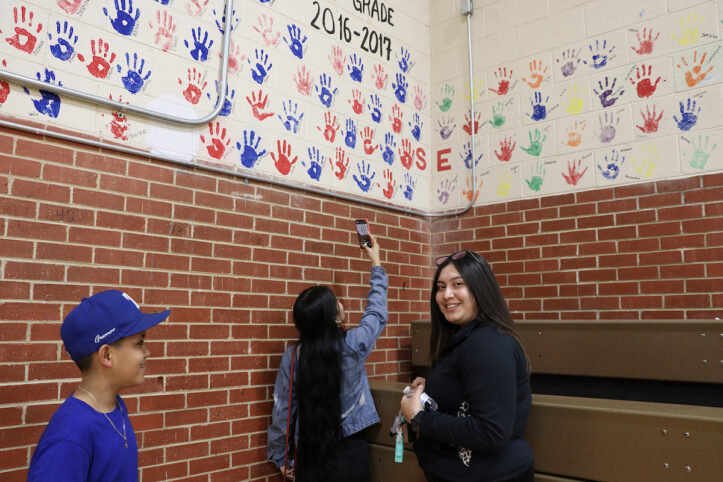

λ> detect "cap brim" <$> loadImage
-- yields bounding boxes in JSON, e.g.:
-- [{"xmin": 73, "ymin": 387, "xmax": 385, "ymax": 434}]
[{"xmin": 119, "ymin": 309, "xmax": 170, "ymax": 339}]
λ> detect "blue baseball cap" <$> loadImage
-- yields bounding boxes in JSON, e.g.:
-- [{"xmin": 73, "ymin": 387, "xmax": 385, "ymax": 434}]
[{"xmin": 61, "ymin": 290, "xmax": 170, "ymax": 361}]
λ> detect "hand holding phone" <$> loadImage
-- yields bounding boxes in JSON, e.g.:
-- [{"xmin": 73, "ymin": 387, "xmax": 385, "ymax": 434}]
[{"xmin": 355, "ymin": 219, "xmax": 372, "ymax": 248}]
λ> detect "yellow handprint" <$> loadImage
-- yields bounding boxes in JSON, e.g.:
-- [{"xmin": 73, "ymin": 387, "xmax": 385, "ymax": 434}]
[
  {"xmin": 671, "ymin": 13, "xmax": 703, "ymax": 46},
  {"xmin": 462, "ymin": 79, "xmax": 484, "ymax": 102},
  {"xmin": 496, "ymin": 170, "xmax": 512, "ymax": 197},
  {"xmin": 631, "ymin": 143, "xmax": 660, "ymax": 178},
  {"xmin": 564, "ymin": 84, "xmax": 586, "ymax": 114}
]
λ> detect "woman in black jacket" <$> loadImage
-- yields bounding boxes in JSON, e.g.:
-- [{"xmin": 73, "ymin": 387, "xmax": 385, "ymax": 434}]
[{"xmin": 401, "ymin": 250, "xmax": 533, "ymax": 482}]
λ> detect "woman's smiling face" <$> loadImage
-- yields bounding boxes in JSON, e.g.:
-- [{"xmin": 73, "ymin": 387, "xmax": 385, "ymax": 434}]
[{"xmin": 435, "ymin": 264, "xmax": 477, "ymax": 326}]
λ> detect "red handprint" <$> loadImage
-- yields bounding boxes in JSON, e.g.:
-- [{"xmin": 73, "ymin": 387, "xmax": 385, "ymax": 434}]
[
  {"xmin": 489, "ymin": 67, "xmax": 513, "ymax": 95},
  {"xmin": 462, "ymin": 111, "xmax": 481, "ymax": 136},
  {"xmin": 494, "ymin": 136, "xmax": 516, "ymax": 162},
  {"xmin": 0, "ymin": 60, "xmax": 9, "ymax": 104},
  {"xmin": 399, "ymin": 138, "xmax": 413, "ymax": 170},
  {"xmin": 200, "ymin": 122, "xmax": 232, "ymax": 160},
  {"xmin": 185, "ymin": 0, "xmax": 211, "ymax": 16},
  {"xmin": 630, "ymin": 64, "xmax": 661, "ymax": 98},
  {"xmin": 78, "ymin": 39, "xmax": 116, "ymax": 79},
  {"xmin": 271, "ymin": 140, "xmax": 298, "ymax": 175},
  {"xmin": 223, "ymin": 40, "xmax": 245, "ymax": 75},
  {"xmin": 5, "ymin": 6, "xmax": 43, "ymax": 54},
  {"xmin": 413, "ymin": 86, "xmax": 427, "ymax": 110},
  {"xmin": 329, "ymin": 147, "xmax": 349, "ymax": 180},
  {"xmin": 378, "ymin": 168, "xmax": 396, "ymax": 199},
  {"xmin": 349, "ymin": 89, "xmax": 363, "ymax": 115},
  {"xmin": 635, "ymin": 105, "xmax": 663, "ymax": 134},
  {"xmin": 631, "ymin": 28, "xmax": 659, "ymax": 56},
  {"xmin": 317, "ymin": 111, "xmax": 340, "ymax": 143},
  {"xmin": 372, "ymin": 64, "xmax": 387, "ymax": 90},
  {"xmin": 361, "ymin": 126, "xmax": 377, "ymax": 155},
  {"xmin": 149, "ymin": 9, "xmax": 176, "ymax": 52},
  {"xmin": 246, "ymin": 89, "xmax": 274, "ymax": 121},
  {"xmin": 329, "ymin": 45, "xmax": 345, "ymax": 76},
  {"xmin": 677, "ymin": 51, "xmax": 714, "ymax": 88},
  {"xmin": 57, "ymin": 0, "xmax": 84, "ymax": 14},
  {"xmin": 294, "ymin": 65, "xmax": 313, "ymax": 96},
  {"xmin": 178, "ymin": 68, "xmax": 207, "ymax": 105},
  {"xmin": 253, "ymin": 14, "xmax": 281, "ymax": 47},
  {"xmin": 104, "ymin": 94, "xmax": 129, "ymax": 141},
  {"xmin": 389, "ymin": 104, "xmax": 403, "ymax": 134},
  {"xmin": 562, "ymin": 158, "xmax": 588, "ymax": 186}
]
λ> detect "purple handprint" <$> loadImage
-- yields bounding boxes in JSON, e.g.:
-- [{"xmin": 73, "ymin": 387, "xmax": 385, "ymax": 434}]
[
  {"xmin": 556, "ymin": 48, "xmax": 581, "ymax": 77},
  {"xmin": 436, "ymin": 176, "xmax": 457, "ymax": 205},
  {"xmin": 438, "ymin": 116, "xmax": 456, "ymax": 140},
  {"xmin": 593, "ymin": 76, "xmax": 624, "ymax": 108},
  {"xmin": 596, "ymin": 111, "xmax": 619, "ymax": 143}
]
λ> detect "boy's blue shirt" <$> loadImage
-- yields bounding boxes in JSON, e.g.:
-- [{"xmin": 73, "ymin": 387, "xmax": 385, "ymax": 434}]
[
  {"xmin": 267, "ymin": 266, "xmax": 389, "ymax": 467},
  {"xmin": 28, "ymin": 395, "xmax": 138, "ymax": 482}
]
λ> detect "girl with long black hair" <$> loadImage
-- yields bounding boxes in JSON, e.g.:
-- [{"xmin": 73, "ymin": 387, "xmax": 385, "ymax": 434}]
[{"xmin": 267, "ymin": 235, "xmax": 387, "ymax": 481}]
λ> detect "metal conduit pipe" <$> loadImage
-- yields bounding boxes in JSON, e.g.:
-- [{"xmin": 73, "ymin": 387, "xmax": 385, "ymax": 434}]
[{"xmin": 0, "ymin": 0, "xmax": 235, "ymax": 126}]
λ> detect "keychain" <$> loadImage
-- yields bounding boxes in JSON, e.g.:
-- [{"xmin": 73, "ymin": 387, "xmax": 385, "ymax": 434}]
[{"xmin": 393, "ymin": 412, "xmax": 405, "ymax": 463}]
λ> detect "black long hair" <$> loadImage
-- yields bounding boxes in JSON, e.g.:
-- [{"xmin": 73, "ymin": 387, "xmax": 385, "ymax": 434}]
[
  {"xmin": 430, "ymin": 251, "xmax": 530, "ymax": 369},
  {"xmin": 292, "ymin": 286, "xmax": 344, "ymax": 482}
]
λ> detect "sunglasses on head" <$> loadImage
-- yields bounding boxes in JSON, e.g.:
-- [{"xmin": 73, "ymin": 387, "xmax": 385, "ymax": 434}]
[{"xmin": 434, "ymin": 250, "xmax": 482, "ymax": 267}]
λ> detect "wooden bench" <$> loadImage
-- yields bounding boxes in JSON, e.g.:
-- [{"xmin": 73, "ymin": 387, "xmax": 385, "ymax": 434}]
[{"xmin": 367, "ymin": 320, "xmax": 722, "ymax": 481}]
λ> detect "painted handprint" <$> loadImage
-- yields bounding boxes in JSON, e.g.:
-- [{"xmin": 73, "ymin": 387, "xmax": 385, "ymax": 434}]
[
  {"xmin": 185, "ymin": 27, "xmax": 213, "ymax": 62},
  {"xmin": 460, "ymin": 141, "xmax": 483, "ymax": 169},
  {"xmin": 254, "ymin": 14, "xmax": 281, "ymax": 47},
  {"xmin": 224, "ymin": 40, "xmax": 245, "ymax": 74},
  {"xmin": 527, "ymin": 92, "xmax": 549, "ymax": 121},
  {"xmin": 48, "ymin": 21, "xmax": 78, "ymax": 62},
  {"xmin": 343, "ymin": 119, "xmax": 357, "ymax": 148},
  {"xmin": 330, "ymin": 147, "xmax": 349, "ymax": 180},
  {"xmin": 213, "ymin": 5, "xmax": 239, "ymax": 34},
  {"xmin": 0, "ymin": 61, "xmax": 10, "ymax": 105},
  {"xmin": 294, "ymin": 65, "xmax": 313, "ymax": 96},
  {"xmin": 673, "ymin": 98, "xmax": 700, "ymax": 131},
  {"xmin": 562, "ymin": 158, "xmax": 588, "ymax": 186},
  {"xmin": 380, "ymin": 133, "xmax": 396, "ymax": 165},
  {"xmin": 178, "ymin": 67, "xmax": 207, "ymax": 104},
  {"xmin": 211, "ymin": 82, "xmax": 236, "ymax": 117},
  {"xmin": 556, "ymin": 48, "xmax": 581, "ymax": 77},
  {"xmin": 348, "ymin": 89, "xmax": 364, "ymax": 116},
  {"xmin": 636, "ymin": 105, "xmax": 663, "ymax": 134},
  {"xmin": 596, "ymin": 111, "xmax": 619, "ymax": 143},
  {"xmin": 200, "ymin": 122, "xmax": 232, "ymax": 160},
  {"xmin": 462, "ymin": 80, "xmax": 484, "ymax": 102},
  {"xmin": 437, "ymin": 116, "xmax": 456, "ymax": 140},
  {"xmin": 77, "ymin": 39, "xmax": 116, "ymax": 79},
  {"xmin": 23, "ymin": 69, "xmax": 62, "ymax": 118},
  {"xmin": 684, "ymin": 134, "xmax": 717, "ymax": 169},
  {"xmin": 329, "ymin": 45, "xmax": 345, "ymax": 76},
  {"xmin": 270, "ymin": 140, "xmax": 298, "ymax": 175},
  {"xmin": 389, "ymin": 104, "xmax": 403, "ymax": 134},
  {"xmin": 564, "ymin": 85, "xmax": 585, "ymax": 115},
  {"xmin": 593, "ymin": 76, "xmax": 624, "ymax": 108},
  {"xmin": 284, "ymin": 24, "xmax": 307, "ymax": 60},
  {"xmin": 116, "ymin": 52, "xmax": 151, "ymax": 94},
  {"xmin": 436, "ymin": 176, "xmax": 457, "ymax": 205},
  {"xmin": 489, "ymin": 102, "xmax": 506, "ymax": 128},
  {"xmin": 372, "ymin": 64, "xmax": 388, "ymax": 90},
  {"xmin": 494, "ymin": 136, "xmax": 516, "ymax": 162},
  {"xmin": 237, "ymin": 130, "xmax": 267, "ymax": 169},
  {"xmin": 525, "ymin": 162, "xmax": 546, "ymax": 192},
  {"xmin": 584, "ymin": 39, "xmax": 615, "ymax": 69},
  {"xmin": 677, "ymin": 51, "xmax": 714, "ymax": 88},
  {"xmin": 378, "ymin": 168, "xmax": 396, "ymax": 199},
  {"xmin": 462, "ymin": 178, "xmax": 481, "ymax": 203},
  {"xmin": 348, "ymin": 54, "xmax": 364, "ymax": 83},
  {"xmin": 149, "ymin": 9, "xmax": 176, "ymax": 52},
  {"xmin": 402, "ymin": 173, "xmax": 417, "ymax": 201},
  {"xmin": 361, "ymin": 126, "xmax": 377, "ymax": 155},
  {"xmin": 396, "ymin": 46, "xmax": 414, "ymax": 73},
  {"xmin": 246, "ymin": 89, "xmax": 273, "ymax": 121},
  {"xmin": 315, "ymin": 73, "xmax": 337, "ymax": 108},
  {"xmin": 317, "ymin": 111, "xmax": 340, "ymax": 143},
  {"xmin": 409, "ymin": 114, "xmax": 423, "ymax": 141},
  {"xmin": 103, "ymin": 0, "xmax": 140, "ymax": 36},
  {"xmin": 399, "ymin": 138, "xmax": 414, "ymax": 170},
  {"xmin": 671, "ymin": 13, "xmax": 703, "ymax": 46},
  {"xmin": 631, "ymin": 28, "xmax": 659, "ymax": 56},
  {"xmin": 413, "ymin": 86, "xmax": 427, "ymax": 111},
  {"xmin": 103, "ymin": 94, "xmax": 129, "ymax": 140},
  {"xmin": 6, "ymin": 6, "xmax": 43, "ymax": 54},
  {"xmin": 496, "ymin": 170, "xmax": 512, "ymax": 197},
  {"xmin": 352, "ymin": 160, "xmax": 376, "ymax": 192},
  {"xmin": 393, "ymin": 73, "xmax": 408, "ymax": 103},
  {"xmin": 368, "ymin": 94, "xmax": 383, "ymax": 123},
  {"xmin": 489, "ymin": 67, "xmax": 513, "ymax": 95},
  {"xmin": 463, "ymin": 111, "xmax": 481, "ymax": 136},
  {"xmin": 522, "ymin": 60, "xmax": 548, "ymax": 89},
  {"xmin": 521, "ymin": 128, "xmax": 547, "ymax": 157},
  {"xmin": 277, "ymin": 100, "xmax": 304, "ymax": 134},
  {"xmin": 185, "ymin": 0, "xmax": 210, "ymax": 16},
  {"xmin": 597, "ymin": 149, "xmax": 625, "ymax": 180},
  {"xmin": 563, "ymin": 120, "xmax": 585, "ymax": 147},
  {"xmin": 436, "ymin": 84, "xmax": 454, "ymax": 112},
  {"xmin": 630, "ymin": 143, "xmax": 659, "ymax": 178},
  {"xmin": 304, "ymin": 147, "xmax": 325, "ymax": 181},
  {"xmin": 57, "ymin": 0, "xmax": 85, "ymax": 15},
  {"xmin": 249, "ymin": 49, "xmax": 272, "ymax": 85},
  {"xmin": 630, "ymin": 64, "xmax": 661, "ymax": 98}
]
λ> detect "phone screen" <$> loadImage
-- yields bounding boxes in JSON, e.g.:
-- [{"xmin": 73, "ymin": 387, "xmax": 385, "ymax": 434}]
[{"xmin": 355, "ymin": 219, "xmax": 372, "ymax": 248}]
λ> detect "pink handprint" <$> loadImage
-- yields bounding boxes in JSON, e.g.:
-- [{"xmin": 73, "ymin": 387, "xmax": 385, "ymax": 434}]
[
  {"xmin": 178, "ymin": 68, "xmax": 207, "ymax": 105},
  {"xmin": 185, "ymin": 0, "xmax": 211, "ymax": 16},
  {"xmin": 489, "ymin": 67, "xmax": 513, "ymax": 95},
  {"xmin": 631, "ymin": 28, "xmax": 659, "ymax": 56},
  {"xmin": 378, "ymin": 168, "xmax": 396, "ymax": 199},
  {"xmin": 149, "ymin": 9, "xmax": 176, "ymax": 52},
  {"xmin": 0, "ymin": 60, "xmax": 9, "ymax": 104},
  {"xmin": 254, "ymin": 14, "xmax": 281, "ymax": 47},
  {"xmin": 389, "ymin": 104, "xmax": 403, "ymax": 134},
  {"xmin": 200, "ymin": 122, "xmax": 232, "ymax": 160},
  {"xmin": 77, "ymin": 39, "xmax": 116, "ymax": 79},
  {"xmin": 361, "ymin": 126, "xmax": 377, "ymax": 155},
  {"xmin": 413, "ymin": 86, "xmax": 427, "ymax": 110},
  {"xmin": 57, "ymin": 0, "xmax": 84, "ymax": 15},
  {"xmin": 294, "ymin": 65, "xmax": 313, "ymax": 96},
  {"xmin": 562, "ymin": 158, "xmax": 588, "ymax": 185},
  {"xmin": 329, "ymin": 45, "xmax": 345, "ymax": 76},
  {"xmin": 317, "ymin": 111, "xmax": 340, "ymax": 143},
  {"xmin": 348, "ymin": 88, "xmax": 363, "ymax": 115},
  {"xmin": 372, "ymin": 64, "xmax": 388, "ymax": 90},
  {"xmin": 399, "ymin": 138, "xmax": 413, "ymax": 170},
  {"xmin": 635, "ymin": 105, "xmax": 663, "ymax": 134},
  {"xmin": 223, "ymin": 40, "xmax": 245, "ymax": 75},
  {"xmin": 271, "ymin": 140, "xmax": 298, "ymax": 175},
  {"xmin": 245, "ymin": 89, "xmax": 274, "ymax": 121},
  {"xmin": 6, "ymin": 6, "xmax": 43, "ymax": 54},
  {"xmin": 330, "ymin": 147, "xmax": 349, "ymax": 180},
  {"xmin": 494, "ymin": 136, "xmax": 516, "ymax": 162}
]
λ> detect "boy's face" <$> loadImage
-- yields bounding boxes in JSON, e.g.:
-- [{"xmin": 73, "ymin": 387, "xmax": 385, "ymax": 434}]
[{"xmin": 110, "ymin": 331, "xmax": 150, "ymax": 388}]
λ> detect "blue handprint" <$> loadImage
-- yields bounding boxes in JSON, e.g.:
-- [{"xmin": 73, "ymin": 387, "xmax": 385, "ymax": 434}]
[
  {"xmin": 315, "ymin": 73, "xmax": 337, "ymax": 108},
  {"xmin": 396, "ymin": 47, "xmax": 413, "ymax": 73},
  {"xmin": 48, "ymin": 21, "xmax": 78, "ymax": 62},
  {"xmin": 673, "ymin": 98, "xmax": 700, "ymax": 131},
  {"xmin": 402, "ymin": 173, "xmax": 417, "ymax": 201},
  {"xmin": 207, "ymin": 81, "xmax": 235, "ymax": 117},
  {"xmin": 154, "ymin": 0, "xmax": 170, "ymax": 4},
  {"xmin": 304, "ymin": 147, "xmax": 324, "ymax": 181},
  {"xmin": 23, "ymin": 69, "xmax": 62, "ymax": 118},
  {"xmin": 393, "ymin": 73, "xmax": 408, "ymax": 103},
  {"xmin": 283, "ymin": 24, "xmax": 307, "ymax": 60},
  {"xmin": 103, "ymin": 0, "xmax": 141, "ymax": 36},
  {"xmin": 248, "ymin": 49, "xmax": 272, "ymax": 85},
  {"xmin": 597, "ymin": 149, "xmax": 624, "ymax": 180},
  {"xmin": 528, "ymin": 92, "xmax": 549, "ymax": 121},
  {"xmin": 460, "ymin": 141, "xmax": 483, "ymax": 169},
  {"xmin": 409, "ymin": 113, "xmax": 422, "ymax": 141},
  {"xmin": 117, "ymin": 52, "xmax": 151, "ymax": 94},
  {"xmin": 353, "ymin": 160, "xmax": 376, "ymax": 192},
  {"xmin": 344, "ymin": 119, "xmax": 357, "ymax": 148},
  {"xmin": 185, "ymin": 27, "xmax": 213, "ymax": 62},
  {"xmin": 381, "ymin": 133, "xmax": 396, "ymax": 165},
  {"xmin": 236, "ymin": 130, "xmax": 267, "ymax": 168},
  {"xmin": 368, "ymin": 94, "xmax": 382, "ymax": 123},
  {"xmin": 278, "ymin": 100, "xmax": 304, "ymax": 133},
  {"xmin": 584, "ymin": 39, "xmax": 615, "ymax": 70},
  {"xmin": 214, "ymin": 6, "xmax": 239, "ymax": 34},
  {"xmin": 348, "ymin": 54, "xmax": 364, "ymax": 82}
]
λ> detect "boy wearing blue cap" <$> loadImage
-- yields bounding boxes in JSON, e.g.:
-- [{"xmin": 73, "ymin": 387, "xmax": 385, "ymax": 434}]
[{"xmin": 28, "ymin": 290, "xmax": 170, "ymax": 482}]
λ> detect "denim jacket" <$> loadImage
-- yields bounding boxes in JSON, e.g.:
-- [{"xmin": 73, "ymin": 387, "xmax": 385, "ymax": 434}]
[{"xmin": 267, "ymin": 266, "xmax": 388, "ymax": 468}]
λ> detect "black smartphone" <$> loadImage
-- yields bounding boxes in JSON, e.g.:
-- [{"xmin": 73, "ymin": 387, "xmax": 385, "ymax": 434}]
[{"xmin": 355, "ymin": 219, "xmax": 372, "ymax": 248}]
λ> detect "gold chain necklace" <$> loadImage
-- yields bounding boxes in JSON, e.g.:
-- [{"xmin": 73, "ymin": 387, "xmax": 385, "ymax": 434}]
[{"xmin": 77, "ymin": 387, "xmax": 128, "ymax": 449}]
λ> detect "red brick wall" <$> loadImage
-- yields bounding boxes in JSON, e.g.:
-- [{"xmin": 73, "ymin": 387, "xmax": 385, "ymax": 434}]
[{"xmin": 0, "ymin": 128, "xmax": 432, "ymax": 481}]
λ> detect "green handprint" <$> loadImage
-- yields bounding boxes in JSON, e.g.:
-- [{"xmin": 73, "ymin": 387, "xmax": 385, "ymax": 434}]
[
  {"xmin": 525, "ymin": 161, "xmax": 546, "ymax": 192},
  {"xmin": 496, "ymin": 170, "xmax": 512, "ymax": 197},
  {"xmin": 685, "ymin": 134, "xmax": 717, "ymax": 169},
  {"xmin": 489, "ymin": 102, "xmax": 506, "ymax": 128},
  {"xmin": 520, "ymin": 128, "xmax": 547, "ymax": 157},
  {"xmin": 435, "ymin": 83, "xmax": 454, "ymax": 112}
]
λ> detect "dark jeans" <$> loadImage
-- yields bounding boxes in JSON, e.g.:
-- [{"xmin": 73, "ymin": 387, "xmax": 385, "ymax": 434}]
[
  {"xmin": 296, "ymin": 431, "xmax": 370, "ymax": 482},
  {"xmin": 425, "ymin": 462, "xmax": 534, "ymax": 482}
]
